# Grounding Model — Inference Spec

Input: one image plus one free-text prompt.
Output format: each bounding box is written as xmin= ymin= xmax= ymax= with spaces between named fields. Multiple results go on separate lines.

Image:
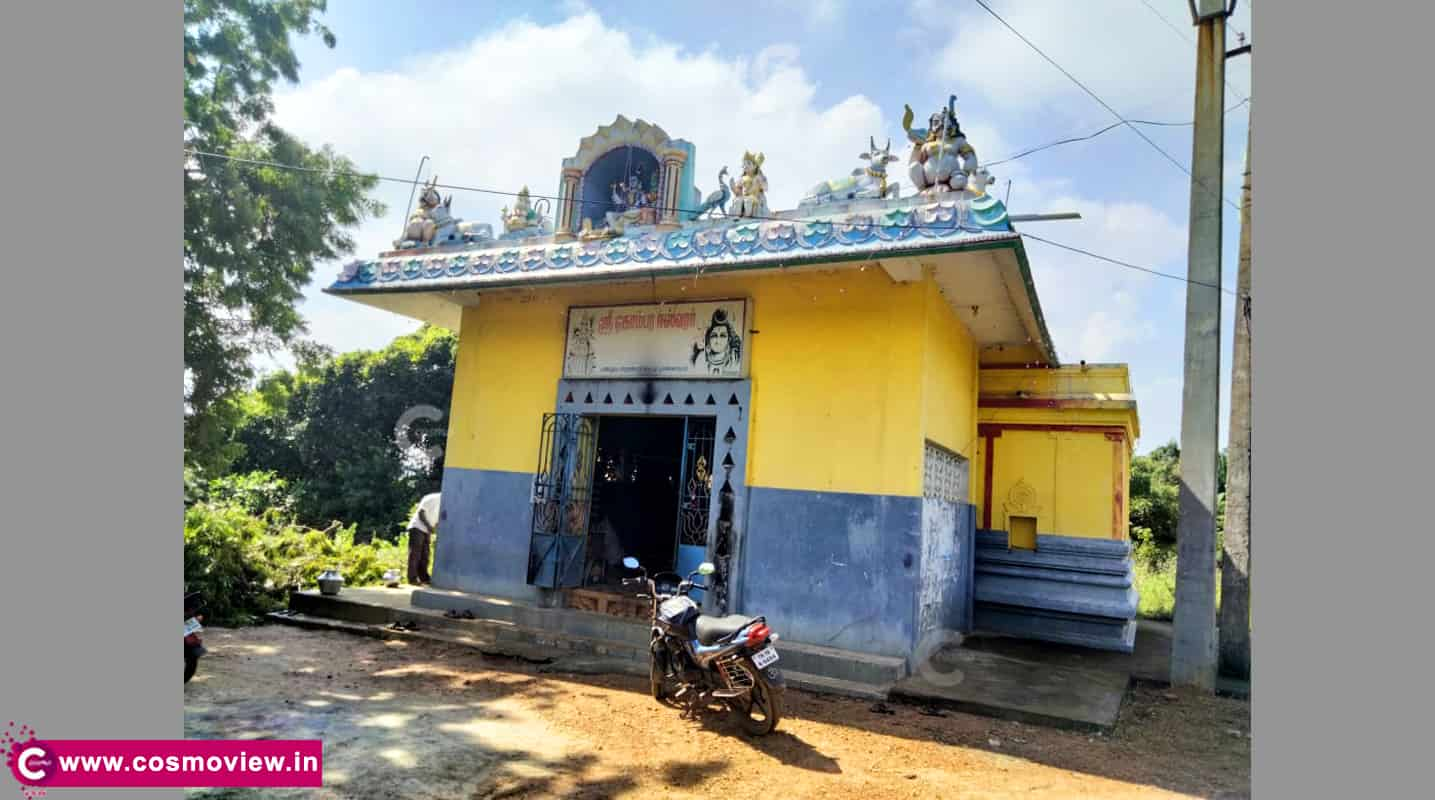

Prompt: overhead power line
xmin=971 ymin=0 xmax=1240 ymax=212
xmin=987 ymin=98 xmax=1248 ymax=167
xmin=1136 ymin=0 xmax=1250 ymax=101
xmin=1020 ymin=231 xmax=1230 ymax=294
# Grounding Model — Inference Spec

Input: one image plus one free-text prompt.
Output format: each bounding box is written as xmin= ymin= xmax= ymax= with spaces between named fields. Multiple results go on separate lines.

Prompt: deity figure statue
xmin=729 ymin=151 xmax=769 ymax=219
xmin=395 ymin=175 xmax=493 ymax=248
xmin=501 ymin=185 xmax=551 ymax=236
xmin=639 ymin=169 xmax=662 ymax=224
xmin=901 ymin=95 xmax=982 ymax=198
xmin=604 ymin=166 xmax=650 ymax=232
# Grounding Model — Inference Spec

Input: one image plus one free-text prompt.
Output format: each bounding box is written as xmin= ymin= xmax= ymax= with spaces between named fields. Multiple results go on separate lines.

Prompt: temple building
xmin=324 ymin=102 xmax=1142 ymax=666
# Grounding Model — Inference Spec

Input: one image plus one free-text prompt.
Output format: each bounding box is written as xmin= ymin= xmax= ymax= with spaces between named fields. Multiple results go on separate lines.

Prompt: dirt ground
xmin=183 ymin=625 xmax=1250 ymax=799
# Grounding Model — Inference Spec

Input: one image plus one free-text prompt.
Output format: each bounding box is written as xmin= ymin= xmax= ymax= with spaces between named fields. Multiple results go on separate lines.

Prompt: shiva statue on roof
xmin=901 ymin=95 xmax=990 ymax=199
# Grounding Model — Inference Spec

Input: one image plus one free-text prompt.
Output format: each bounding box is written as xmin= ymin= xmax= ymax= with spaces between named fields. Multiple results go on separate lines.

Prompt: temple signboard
xmin=563 ymin=299 xmax=750 ymax=379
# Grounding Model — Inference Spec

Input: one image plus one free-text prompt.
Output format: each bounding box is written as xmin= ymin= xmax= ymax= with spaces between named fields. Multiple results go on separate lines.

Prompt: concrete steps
xmin=888 ymin=646 xmax=1129 ymax=732
xmin=281 ymin=589 xmax=902 ymax=700
xmin=278 ymin=588 xmax=1139 ymax=731
xmin=410 ymin=588 xmax=908 ymax=688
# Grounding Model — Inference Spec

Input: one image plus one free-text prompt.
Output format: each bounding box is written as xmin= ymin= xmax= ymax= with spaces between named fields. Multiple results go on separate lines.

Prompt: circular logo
xmin=12 ymin=741 xmax=56 ymax=786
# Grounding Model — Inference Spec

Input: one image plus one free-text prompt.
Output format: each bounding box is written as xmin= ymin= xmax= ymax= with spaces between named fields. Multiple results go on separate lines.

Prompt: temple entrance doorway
xmin=568 ymin=414 xmax=716 ymax=617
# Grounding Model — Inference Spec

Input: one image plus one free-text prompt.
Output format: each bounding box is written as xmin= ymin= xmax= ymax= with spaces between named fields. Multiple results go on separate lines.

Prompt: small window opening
xmin=1009 ymin=516 xmax=1037 ymax=550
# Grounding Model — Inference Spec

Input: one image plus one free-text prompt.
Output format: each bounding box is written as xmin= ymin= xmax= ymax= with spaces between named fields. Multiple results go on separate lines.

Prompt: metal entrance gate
xmin=547 ymin=379 xmax=752 ymax=614
xmin=526 ymin=413 xmax=597 ymax=589
xmin=675 ymin=416 xmax=716 ymax=599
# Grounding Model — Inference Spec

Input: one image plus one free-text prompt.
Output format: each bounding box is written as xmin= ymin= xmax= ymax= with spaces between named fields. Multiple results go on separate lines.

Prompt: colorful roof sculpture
xmin=327 ymin=195 xmax=1014 ymax=294
xmin=323 ymin=95 xmax=1061 ymax=366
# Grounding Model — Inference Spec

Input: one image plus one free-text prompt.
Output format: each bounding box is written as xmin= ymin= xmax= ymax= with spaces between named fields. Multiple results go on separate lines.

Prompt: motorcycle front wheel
xmin=649 ymin=653 xmax=667 ymax=700
xmin=649 ymin=643 xmax=677 ymax=703
xmin=728 ymin=667 xmax=782 ymax=736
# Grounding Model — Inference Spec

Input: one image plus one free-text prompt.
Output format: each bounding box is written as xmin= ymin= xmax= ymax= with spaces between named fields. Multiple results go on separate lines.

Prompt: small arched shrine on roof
xmin=555 ymin=115 xmax=698 ymax=239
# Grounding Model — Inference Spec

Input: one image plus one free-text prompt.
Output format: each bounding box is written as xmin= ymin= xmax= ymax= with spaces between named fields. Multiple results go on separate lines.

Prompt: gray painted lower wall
xmin=432 ymin=467 xmax=546 ymax=604
xmin=972 ymin=529 xmax=1140 ymax=652
xmin=434 ymin=466 xmax=935 ymax=658
xmin=433 ymin=465 xmax=1133 ymax=660
xmin=740 ymin=486 xmax=924 ymax=658
xmin=917 ymin=499 xmax=976 ymax=641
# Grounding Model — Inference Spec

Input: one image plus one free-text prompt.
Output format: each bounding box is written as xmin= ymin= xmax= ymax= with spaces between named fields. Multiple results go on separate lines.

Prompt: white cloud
xmin=916 ymin=0 xmax=1250 ymax=122
xmin=274 ymin=12 xmax=890 ymax=224
xmin=265 ymin=6 xmax=1189 ymax=403
xmin=1005 ymin=176 xmax=1186 ymax=365
xmin=267 ymin=11 xmax=901 ymax=362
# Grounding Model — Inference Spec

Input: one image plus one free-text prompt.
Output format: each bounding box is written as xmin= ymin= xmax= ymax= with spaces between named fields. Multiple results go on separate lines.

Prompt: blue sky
xmin=267 ymin=0 xmax=1253 ymax=455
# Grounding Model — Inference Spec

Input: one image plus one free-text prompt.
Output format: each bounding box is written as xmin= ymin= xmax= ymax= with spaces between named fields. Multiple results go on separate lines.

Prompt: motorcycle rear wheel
xmin=728 ymin=671 xmax=782 ymax=736
xmin=184 ymin=655 xmax=198 ymax=684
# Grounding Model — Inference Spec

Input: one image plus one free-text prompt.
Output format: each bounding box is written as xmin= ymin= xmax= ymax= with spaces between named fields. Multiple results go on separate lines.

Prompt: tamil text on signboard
xmin=563 ymin=300 xmax=749 ymax=379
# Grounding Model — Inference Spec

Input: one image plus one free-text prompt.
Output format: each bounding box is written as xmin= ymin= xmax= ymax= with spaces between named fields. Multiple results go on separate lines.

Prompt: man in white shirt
xmin=406 ymin=492 xmax=442 ymax=586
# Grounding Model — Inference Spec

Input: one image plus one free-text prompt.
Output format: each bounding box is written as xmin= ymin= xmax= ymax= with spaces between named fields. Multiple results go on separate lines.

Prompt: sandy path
xmin=183 ymin=625 xmax=1249 ymax=799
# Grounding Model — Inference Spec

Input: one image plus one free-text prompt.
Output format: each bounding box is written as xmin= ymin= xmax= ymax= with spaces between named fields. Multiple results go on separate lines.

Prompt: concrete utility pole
xmin=1220 ymin=103 xmax=1252 ymax=680
xmin=1171 ymin=0 xmax=1232 ymax=691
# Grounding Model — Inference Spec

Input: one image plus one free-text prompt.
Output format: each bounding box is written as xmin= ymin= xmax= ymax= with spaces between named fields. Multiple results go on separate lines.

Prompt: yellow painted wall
xmin=921 ymin=276 xmax=980 ymax=479
xmin=974 ymin=427 xmax=1130 ymax=540
xmin=979 ymin=364 xmax=1133 ymax=398
xmin=443 ymin=267 xmax=940 ymax=497
xmin=973 ymin=365 xmax=1139 ymax=540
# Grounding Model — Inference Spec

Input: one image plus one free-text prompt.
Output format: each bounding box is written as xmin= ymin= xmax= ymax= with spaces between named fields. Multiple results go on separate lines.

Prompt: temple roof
xmin=323 ymin=193 xmax=1060 ymax=366
xmin=327 ymin=194 xmax=1014 ymax=294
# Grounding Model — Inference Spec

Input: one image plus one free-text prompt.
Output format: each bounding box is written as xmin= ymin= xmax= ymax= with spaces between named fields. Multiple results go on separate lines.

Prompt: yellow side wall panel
xmin=982 ymin=429 xmax=1122 ymax=540
xmin=921 ymin=277 xmax=979 ymax=465
xmin=1051 ymin=432 xmax=1117 ymax=539
xmin=989 ymin=430 xmax=1057 ymax=532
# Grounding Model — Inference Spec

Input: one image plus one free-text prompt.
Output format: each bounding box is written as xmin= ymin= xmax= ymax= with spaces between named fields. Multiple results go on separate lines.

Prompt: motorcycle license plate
xmin=184 ymin=617 xmax=203 ymax=637
xmin=752 ymin=646 xmax=779 ymax=669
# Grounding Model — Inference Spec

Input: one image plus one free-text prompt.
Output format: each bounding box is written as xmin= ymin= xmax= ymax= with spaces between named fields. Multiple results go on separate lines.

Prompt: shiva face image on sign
xmin=692 ymin=308 xmax=742 ymax=375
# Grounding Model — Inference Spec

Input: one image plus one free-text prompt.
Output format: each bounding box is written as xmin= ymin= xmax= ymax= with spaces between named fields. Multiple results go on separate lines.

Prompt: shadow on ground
xmin=185 ymin=625 xmax=1249 ymax=799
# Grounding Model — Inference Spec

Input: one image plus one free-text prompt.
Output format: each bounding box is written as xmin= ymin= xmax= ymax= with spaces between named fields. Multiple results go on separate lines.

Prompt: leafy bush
xmin=183 ymin=464 xmax=207 ymax=507
xmin=1131 ymin=529 xmax=1223 ymax=621
xmin=1134 ymin=546 xmax=1177 ymax=620
xmin=184 ymin=500 xmax=410 ymax=625
xmin=207 ymin=470 xmax=294 ymax=517
xmin=183 ymin=502 xmax=279 ymax=625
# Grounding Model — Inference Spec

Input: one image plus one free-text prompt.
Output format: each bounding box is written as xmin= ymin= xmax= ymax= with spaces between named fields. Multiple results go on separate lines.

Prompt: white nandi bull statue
xmin=800 ymin=137 xmax=902 ymax=207
xmin=395 ymin=176 xmax=494 ymax=248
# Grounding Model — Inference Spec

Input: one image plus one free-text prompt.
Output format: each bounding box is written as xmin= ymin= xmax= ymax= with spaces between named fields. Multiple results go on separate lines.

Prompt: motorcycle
xmin=621 ymin=556 xmax=785 ymax=735
xmin=184 ymin=592 xmax=206 ymax=684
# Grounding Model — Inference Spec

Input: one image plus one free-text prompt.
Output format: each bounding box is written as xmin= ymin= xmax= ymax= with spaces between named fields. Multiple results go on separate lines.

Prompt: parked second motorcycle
xmin=621 ymin=557 xmax=785 ymax=735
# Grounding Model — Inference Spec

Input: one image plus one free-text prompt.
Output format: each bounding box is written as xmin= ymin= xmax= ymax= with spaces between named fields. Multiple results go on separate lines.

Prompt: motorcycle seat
xmin=695 ymin=614 xmax=755 ymax=646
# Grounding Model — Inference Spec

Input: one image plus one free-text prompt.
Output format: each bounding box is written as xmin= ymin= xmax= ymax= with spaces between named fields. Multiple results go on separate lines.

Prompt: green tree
xmin=230 ymin=326 xmax=457 ymax=539
xmin=1129 ymin=441 xmax=1227 ymax=549
xmin=184 ymin=0 xmax=383 ymax=473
